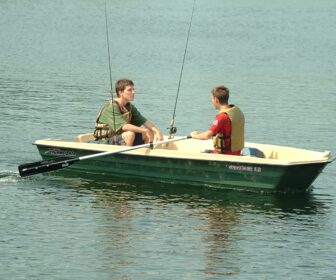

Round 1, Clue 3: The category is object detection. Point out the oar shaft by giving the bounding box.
[79,136,190,160]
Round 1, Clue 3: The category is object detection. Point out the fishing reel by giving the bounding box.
[168,126,177,135]
[167,126,177,139]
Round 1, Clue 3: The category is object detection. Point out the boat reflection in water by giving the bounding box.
[55,170,327,216]
[41,170,329,277]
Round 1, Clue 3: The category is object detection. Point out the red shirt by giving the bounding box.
[209,112,241,155]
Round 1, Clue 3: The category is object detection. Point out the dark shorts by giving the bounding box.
[133,132,145,146]
[107,132,144,146]
[107,134,126,145]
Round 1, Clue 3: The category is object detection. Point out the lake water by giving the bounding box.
[1,0,336,279]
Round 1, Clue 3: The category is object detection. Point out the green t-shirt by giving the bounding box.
[98,101,147,133]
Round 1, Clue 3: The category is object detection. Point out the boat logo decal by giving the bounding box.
[45,148,76,157]
[228,165,262,172]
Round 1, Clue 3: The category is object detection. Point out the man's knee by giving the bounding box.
[122,131,135,146]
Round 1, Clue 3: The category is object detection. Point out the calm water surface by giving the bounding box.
[1,0,336,279]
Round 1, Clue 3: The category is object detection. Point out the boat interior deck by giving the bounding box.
[64,133,331,164]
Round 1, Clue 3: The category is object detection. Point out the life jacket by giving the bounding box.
[213,105,244,154]
[93,101,132,141]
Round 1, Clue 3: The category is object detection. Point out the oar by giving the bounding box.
[18,136,191,177]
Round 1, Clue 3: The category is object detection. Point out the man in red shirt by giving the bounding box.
[191,85,245,155]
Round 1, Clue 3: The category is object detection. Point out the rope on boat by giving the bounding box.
[168,0,196,138]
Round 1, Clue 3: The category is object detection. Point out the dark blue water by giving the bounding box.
[1,0,336,279]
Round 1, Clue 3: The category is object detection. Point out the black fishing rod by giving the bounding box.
[168,0,196,138]
[104,1,116,131]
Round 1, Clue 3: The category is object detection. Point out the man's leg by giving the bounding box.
[122,131,135,146]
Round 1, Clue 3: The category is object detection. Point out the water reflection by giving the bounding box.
[51,173,327,276]
[201,203,241,276]
[11,171,331,277]
[56,171,327,215]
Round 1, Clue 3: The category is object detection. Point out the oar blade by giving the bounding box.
[18,157,78,177]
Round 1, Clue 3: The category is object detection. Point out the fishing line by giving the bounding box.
[168,0,196,138]
[104,1,116,131]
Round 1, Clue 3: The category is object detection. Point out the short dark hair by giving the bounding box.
[211,85,229,104]
[115,79,134,97]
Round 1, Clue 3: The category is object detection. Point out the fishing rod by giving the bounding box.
[104,1,116,131]
[168,0,196,138]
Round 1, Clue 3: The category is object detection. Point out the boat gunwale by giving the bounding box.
[33,139,332,167]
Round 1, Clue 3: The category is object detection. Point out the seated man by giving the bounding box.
[191,85,245,155]
[94,79,163,146]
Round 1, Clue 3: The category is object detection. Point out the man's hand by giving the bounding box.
[191,131,200,138]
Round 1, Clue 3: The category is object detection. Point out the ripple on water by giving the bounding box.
[0,171,21,184]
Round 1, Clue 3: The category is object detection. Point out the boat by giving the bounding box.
[22,133,332,193]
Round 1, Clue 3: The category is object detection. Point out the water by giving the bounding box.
[1,0,336,279]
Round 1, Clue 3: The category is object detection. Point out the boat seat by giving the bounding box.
[241,147,265,158]
[74,133,95,143]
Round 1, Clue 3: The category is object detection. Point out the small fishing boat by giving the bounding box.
[17,2,333,193]
[19,133,332,193]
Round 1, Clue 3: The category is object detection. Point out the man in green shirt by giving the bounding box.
[94,79,163,146]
